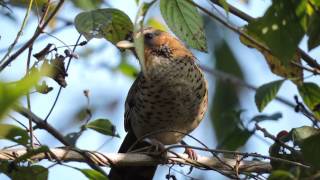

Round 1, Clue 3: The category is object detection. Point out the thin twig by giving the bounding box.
[200,66,296,108]
[0,0,65,71]
[26,46,34,149]
[255,123,299,154]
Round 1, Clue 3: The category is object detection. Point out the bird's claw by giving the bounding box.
[184,147,198,160]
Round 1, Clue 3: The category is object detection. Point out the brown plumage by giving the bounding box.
[109,27,208,180]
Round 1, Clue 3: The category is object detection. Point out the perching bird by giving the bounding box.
[109,27,208,180]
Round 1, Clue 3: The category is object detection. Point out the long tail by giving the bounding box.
[108,131,157,180]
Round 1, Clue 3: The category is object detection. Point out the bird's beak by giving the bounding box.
[116,40,134,49]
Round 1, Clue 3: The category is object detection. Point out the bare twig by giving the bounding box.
[255,123,299,154]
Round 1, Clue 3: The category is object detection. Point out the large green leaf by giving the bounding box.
[74,8,133,44]
[255,80,284,112]
[211,42,250,150]
[80,169,107,180]
[160,0,207,51]
[246,0,304,65]
[0,124,29,145]
[291,126,319,146]
[85,119,119,137]
[0,73,40,120]
[298,82,320,119]
[300,133,320,169]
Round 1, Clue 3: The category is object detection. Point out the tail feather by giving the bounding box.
[108,131,157,180]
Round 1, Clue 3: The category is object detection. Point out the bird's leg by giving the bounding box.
[181,140,197,160]
[143,138,167,158]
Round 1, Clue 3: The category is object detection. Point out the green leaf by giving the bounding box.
[298,82,320,119]
[268,170,295,180]
[307,13,320,50]
[255,80,284,112]
[85,119,119,137]
[74,8,133,44]
[246,1,304,65]
[300,133,320,169]
[71,0,102,10]
[160,0,207,51]
[291,126,319,146]
[80,169,108,180]
[0,73,40,120]
[0,124,29,145]
[117,62,138,78]
[251,112,282,123]
[146,18,167,32]
[0,163,48,180]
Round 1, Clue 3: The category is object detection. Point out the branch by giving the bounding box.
[13,106,108,176]
[200,66,296,108]
[0,0,65,72]
[0,148,272,174]
[209,0,320,71]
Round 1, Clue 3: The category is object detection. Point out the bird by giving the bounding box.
[109,27,208,180]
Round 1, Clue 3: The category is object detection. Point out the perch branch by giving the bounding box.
[0,148,272,174]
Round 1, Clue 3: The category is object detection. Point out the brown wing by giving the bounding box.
[124,73,142,132]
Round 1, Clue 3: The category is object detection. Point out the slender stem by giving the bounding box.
[0,0,34,63]
[26,46,34,149]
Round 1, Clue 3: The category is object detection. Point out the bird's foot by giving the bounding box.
[181,140,197,160]
[143,138,167,159]
[184,147,197,160]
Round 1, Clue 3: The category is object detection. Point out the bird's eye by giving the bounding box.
[145,33,154,39]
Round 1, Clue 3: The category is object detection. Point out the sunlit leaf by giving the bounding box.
[160,0,207,51]
[79,169,108,180]
[71,0,102,10]
[255,80,284,112]
[85,119,119,137]
[117,62,138,78]
[146,18,167,32]
[246,1,304,65]
[0,72,40,120]
[298,82,320,119]
[74,8,133,44]
[291,126,319,146]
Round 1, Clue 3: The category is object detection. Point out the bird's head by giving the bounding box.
[117,27,193,77]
